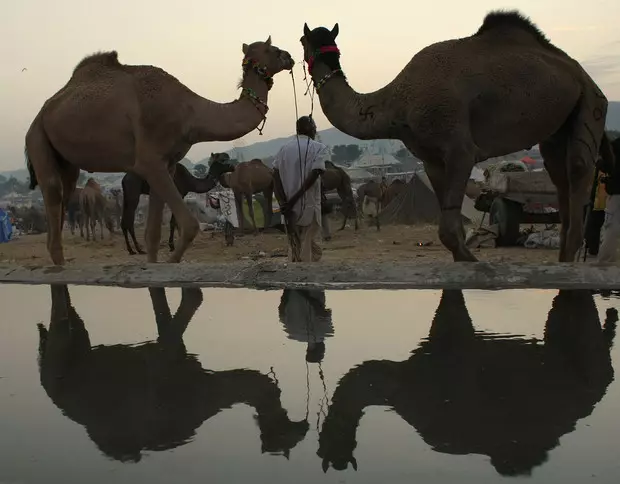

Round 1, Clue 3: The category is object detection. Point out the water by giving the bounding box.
[0,285,619,483]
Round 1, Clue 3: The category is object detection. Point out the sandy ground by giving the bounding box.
[0,216,566,265]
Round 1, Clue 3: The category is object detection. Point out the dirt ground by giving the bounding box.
[0,216,566,265]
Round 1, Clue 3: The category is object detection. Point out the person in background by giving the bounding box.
[273,116,329,262]
[585,170,607,256]
[597,137,620,263]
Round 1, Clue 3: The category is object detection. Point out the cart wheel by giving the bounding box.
[490,198,522,246]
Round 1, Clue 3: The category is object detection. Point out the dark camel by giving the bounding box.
[317,289,616,475]
[322,160,359,231]
[301,11,614,261]
[24,38,294,265]
[219,159,274,234]
[79,178,109,241]
[382,178,407,207]
[37,284,309,462]
[121,153,234,255]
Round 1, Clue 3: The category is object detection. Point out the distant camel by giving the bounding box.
[220,159,274,235]
[318,289,616,475]
[121,154,234,255]
[356,179,388,231]
[79,178,109,241]
[322,161,358,231]
[66,187,82,235]
[106,188,122,231]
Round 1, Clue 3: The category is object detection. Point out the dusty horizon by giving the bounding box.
[2,0,619,171]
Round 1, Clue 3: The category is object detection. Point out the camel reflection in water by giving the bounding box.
[37,285,309,462]
[318,290,617,476]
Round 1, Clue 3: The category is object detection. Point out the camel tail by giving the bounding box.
[24,145,38,190]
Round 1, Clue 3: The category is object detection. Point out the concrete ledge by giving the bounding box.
[0,261,619,290]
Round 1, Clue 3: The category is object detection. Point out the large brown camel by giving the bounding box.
[317,289,616,474]
[79,178,110,241]
[301,11,614,262]
[24,38,294,265]
[321,160,359,230]
[37,284,309,462]
[220,158,274,234]
[121,153,234,255]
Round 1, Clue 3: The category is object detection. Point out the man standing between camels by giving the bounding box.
[273,116,328,262]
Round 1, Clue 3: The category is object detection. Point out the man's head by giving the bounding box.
[296,116,317,139]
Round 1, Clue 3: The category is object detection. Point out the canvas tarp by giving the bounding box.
[378,172,483,225]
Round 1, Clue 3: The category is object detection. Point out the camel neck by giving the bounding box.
[310,63,395,141]
[188,69,270,143]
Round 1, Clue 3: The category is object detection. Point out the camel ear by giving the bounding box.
[242,43,249,55]
[304,23,311,37]
[321,458,329,473]
[350,457,358,471]
[331,23,339,38]
[265,35,272,46]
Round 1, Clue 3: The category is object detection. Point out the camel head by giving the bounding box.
[241,37,294,88]
[301,24,341,74]
[206,152,235,185]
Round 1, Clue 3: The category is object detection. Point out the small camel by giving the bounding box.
[302,11,614,261]
[321,160,359,231]
[356,179,388,231]
[79,178,109,241]
[24,37,294,265]
[121,153,234,255]
[106,188,122,231]
[220,159,274,235]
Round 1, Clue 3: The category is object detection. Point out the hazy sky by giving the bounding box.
[2,0,619,170]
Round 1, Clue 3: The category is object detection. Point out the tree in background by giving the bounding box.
[0,175,6,183]
[608,130,620,140]
[194,164,207,177]
[332,144,363,164]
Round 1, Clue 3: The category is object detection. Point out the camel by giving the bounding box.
[66,187,82,235]
[121,153,234,255]
[219,158,274,234]
[37,284,309,462]
[321,160,358,231]
[317,289,616,475]
[301,11,614,262]
[106,188,122,230]
[24,38,294,265]
[79,178,110,241]
[355,179,387,230]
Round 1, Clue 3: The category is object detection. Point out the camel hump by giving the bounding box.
[476,10,552,46]
[73,51,122,74]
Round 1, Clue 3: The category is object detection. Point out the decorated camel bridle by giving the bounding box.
[306,45,345,92]
[240,56,273,135]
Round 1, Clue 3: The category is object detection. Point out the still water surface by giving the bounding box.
[0,285,619,483]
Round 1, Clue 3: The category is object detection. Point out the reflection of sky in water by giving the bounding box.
[0,285,618,484]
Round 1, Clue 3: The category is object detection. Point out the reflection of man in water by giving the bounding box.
[278,289,334,362]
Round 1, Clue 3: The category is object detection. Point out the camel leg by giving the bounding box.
[264,187,273,230]
[540,138,570,261]
[25,129,66,265]
[138,165,199,263]
[168,214,177,252]
[434,154,477,262]
[234,192,245,236]
[60,166,79,233]
[246,194,259,235]
[121,190,144,255]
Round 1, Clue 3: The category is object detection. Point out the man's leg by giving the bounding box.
[598,196,620,263]
[300,215,322,262]
[321,213,331,241]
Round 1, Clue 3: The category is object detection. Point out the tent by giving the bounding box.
[0,208,13,243]
[378,172,482,225]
